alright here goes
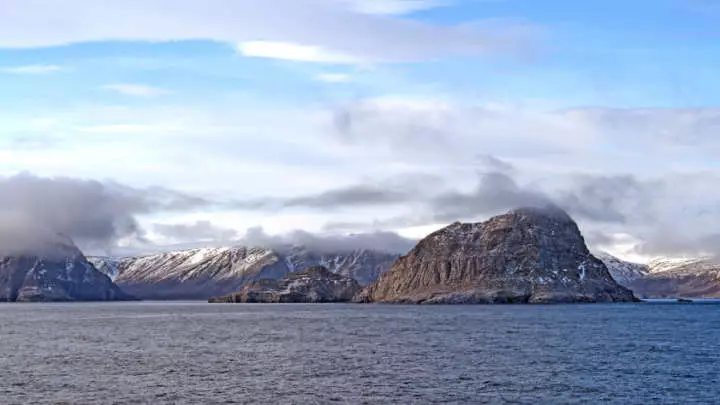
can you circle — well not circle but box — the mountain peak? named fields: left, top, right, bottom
left=0, top=235, right=130, bottom=302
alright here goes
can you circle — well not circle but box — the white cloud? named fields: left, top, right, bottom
left=0, top=0, right=536, bottom=63
left=315, top=73, right=353, bottom=82
left=0, top=64, right=63, bottom=74
left=102, top=84, right=171, bottom=97
left=237, top=41, right=361, bottom=64
left=5, top=93, right=720, bottom=259
left=340, top=0, right=449, bottom=15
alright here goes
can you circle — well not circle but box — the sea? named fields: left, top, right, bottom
left=1, top=301, right=719, bottom=404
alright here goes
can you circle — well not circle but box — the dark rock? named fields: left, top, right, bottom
left=0, top=236, right=131, bottom=302
left=209, top=266, right=361, bottom=303
left=360, top=206, right=637, bottom=304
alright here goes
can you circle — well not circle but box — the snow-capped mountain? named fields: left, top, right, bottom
left=87, top=256, right=123, bottom=281
left=593, top=251, right=648, bottom=286
left=646, top=257, right=719, bottom=277
left=625, top=257, right=720, bottom=298
left=596, top=252, right=720, bottom=298
left=90, top=246, right=399, bottom=300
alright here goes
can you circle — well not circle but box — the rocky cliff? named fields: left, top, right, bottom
left=360, top=207, right=636, bottom=304
left=0, top=236, right=130, bottom=302
left=91, top=247, right=398, bottom=300
left=209, top=266, right=361, bottom=303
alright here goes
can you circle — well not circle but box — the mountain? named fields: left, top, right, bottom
left=593, top=251, right=648, bottom=285
left=87, top=256, right=123, bottom=281
left=0, top=236, right=130, bottom=302
left=209, top=266, right=361, bottom=303
left=91, top=246, right=399, bottom=300
left=359, top=207, right=636, bottom=304
left=625, top=257, right=720, bottom=298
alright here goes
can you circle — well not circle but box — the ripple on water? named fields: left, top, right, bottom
left=0, top=302, right=719, bottom=404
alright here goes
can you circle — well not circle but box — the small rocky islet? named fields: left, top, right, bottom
left=210, top=206, right=637, bottom=304
left=209, top=265, right=361, bottom=303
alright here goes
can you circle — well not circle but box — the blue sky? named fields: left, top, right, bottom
left=1, top=0, right=719, bottom=260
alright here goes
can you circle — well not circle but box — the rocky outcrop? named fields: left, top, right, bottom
left=0, top=236, right=131, bottom=302
left=91, top=247, right=398, bottom=300
left=209, top=266, right=361, bottom=303
left=360, top=206, right=636, bottom=304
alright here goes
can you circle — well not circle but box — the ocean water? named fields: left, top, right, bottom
left=1, top=302, right=719, bottom=404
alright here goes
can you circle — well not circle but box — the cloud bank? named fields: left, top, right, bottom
left=2, top=0, right=537, bottom=63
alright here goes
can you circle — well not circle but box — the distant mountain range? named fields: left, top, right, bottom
left=597, top=253, right=720, bottom=298
left=5, top=208, right=720, bottom=302
left=88, top=246, right=399, bottom=300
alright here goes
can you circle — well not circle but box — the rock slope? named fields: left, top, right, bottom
left=0, top=236, right=130, bottom=302
left=594, top=251, right=649, bottom=285
left=361, top=207, right=636, bottom=304
left=91, top=247, right=398, bottom=300
left=209, top=266, right=361, bottom=303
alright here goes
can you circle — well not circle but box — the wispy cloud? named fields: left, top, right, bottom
left=315, top=73, right=353, bottom=82
left=341, top=0, right=450, bottom=15
left=1, top=0, right=538, bottom=63
left=237, top=41, right=361, bottom=64
left=102, top=84, right=171, bottom=97
left=0, top=64, right=63, bottom=74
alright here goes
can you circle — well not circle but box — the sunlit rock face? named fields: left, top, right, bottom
left=361, top=207, right=636, bottom=304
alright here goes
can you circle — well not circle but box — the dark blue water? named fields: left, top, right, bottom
left=1, top=302, right=719, bottom=404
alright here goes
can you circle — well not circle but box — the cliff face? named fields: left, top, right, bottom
left=209, top=266, right=361, bottom=303
left=0, top=237, right=130, bottom=302
left=361, top=207, right=636, bottom=304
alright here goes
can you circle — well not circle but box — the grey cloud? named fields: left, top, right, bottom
left=429, top=171, right=551, bottom=223
left=232, top=173, right=442, bottom=211
left=557, top=175, right=662, bottom=224
left=240, top=226, right=416, bottom=254
left=332, top=101, right=720, bottom=164
left=312, top=158, right=720, bottom=258
left=0, top=173, right=214, bottom=255
left=284, top=185, right=416, bottom=208
left=153, top=220, right=239, bottom=242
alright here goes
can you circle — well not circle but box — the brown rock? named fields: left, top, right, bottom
left=361, top=206, right=636, bottom=304
left=209, top=266, right=361, bottom=303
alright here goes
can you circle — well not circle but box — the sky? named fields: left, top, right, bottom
left=1, top=0, right=720, bottom=262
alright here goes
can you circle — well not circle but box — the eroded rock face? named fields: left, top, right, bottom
left=0, top=237, right=130, bottom=302
left=209, top=266, right=361, bottom=303
left=361, top=207, right=636, bottom=304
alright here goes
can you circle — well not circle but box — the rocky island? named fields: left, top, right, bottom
left=209, top=266, right=361, bottom=303
left=358, top=206, right=637, bottom=304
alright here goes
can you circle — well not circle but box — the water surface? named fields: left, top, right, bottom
left=1, top=302, right=719, bottom=404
